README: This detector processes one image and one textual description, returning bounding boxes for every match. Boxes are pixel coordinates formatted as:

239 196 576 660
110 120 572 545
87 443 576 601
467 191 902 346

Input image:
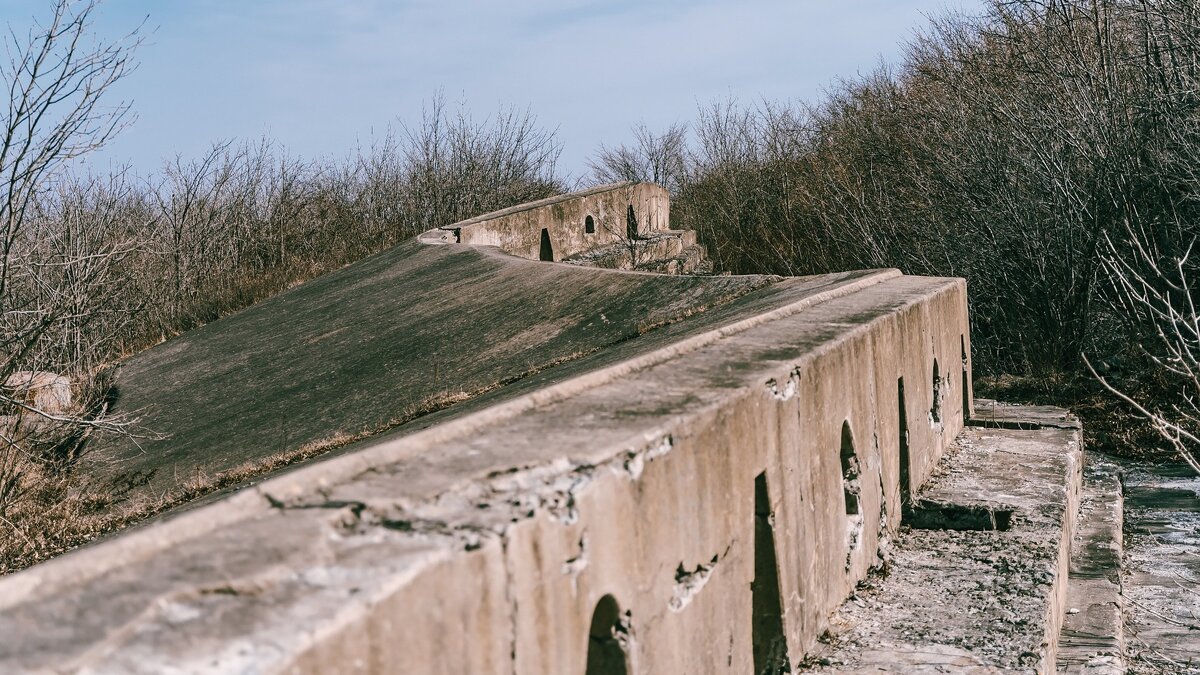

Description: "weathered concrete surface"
1057 458 1124 674
809 418 1083 673
85 237 779 500
972 398 1079 431
1123 462 1200 673
444 182 670 262
0 268 972 673
562 228 710 274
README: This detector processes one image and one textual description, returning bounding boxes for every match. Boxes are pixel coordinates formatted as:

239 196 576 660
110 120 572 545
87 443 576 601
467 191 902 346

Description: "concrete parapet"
0 269 973 673
440 182 671 263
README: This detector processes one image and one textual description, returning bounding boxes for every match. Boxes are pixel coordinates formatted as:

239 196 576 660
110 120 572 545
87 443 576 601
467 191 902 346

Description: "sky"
1 0 984 180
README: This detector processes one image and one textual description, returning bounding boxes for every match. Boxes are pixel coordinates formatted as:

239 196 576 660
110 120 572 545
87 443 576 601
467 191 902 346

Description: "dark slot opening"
898 377 911 508
840 422 860 516
961 334 971 421
586 595 629 675
931 358 943 425
539 228 554 261
905 500 1014 531
626 204 638 240
752 472 790 674
585 214 596 234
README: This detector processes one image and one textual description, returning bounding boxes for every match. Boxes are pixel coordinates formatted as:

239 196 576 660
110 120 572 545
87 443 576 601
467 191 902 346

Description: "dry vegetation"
0 2 564 571
593 0 1200 465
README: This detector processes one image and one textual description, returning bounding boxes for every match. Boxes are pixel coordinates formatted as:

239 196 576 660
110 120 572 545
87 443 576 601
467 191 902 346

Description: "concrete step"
1057 458 1125 674
1121 462 1200 673
634 244 711 276
562 229 709 275
808 410 1083 673
971 398 1080 431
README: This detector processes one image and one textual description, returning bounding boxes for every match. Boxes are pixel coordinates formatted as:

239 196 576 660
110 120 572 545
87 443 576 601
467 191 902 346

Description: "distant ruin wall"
447 182 670 262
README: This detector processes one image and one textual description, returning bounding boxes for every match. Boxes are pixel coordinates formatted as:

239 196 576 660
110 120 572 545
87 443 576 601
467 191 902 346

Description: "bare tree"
588 122 688 195
0 0 141 518
667 0 1200 380
400 93 563 232
1090 225 1200 473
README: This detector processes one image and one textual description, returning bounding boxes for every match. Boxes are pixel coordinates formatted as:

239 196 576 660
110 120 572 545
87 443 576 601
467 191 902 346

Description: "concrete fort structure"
0 184 1101 673
425 182 708 274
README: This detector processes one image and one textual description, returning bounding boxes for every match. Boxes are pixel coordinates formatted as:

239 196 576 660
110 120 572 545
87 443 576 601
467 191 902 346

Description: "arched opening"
626 204 638 240
898 377 911 509
840 422 860 517
586 595 629 675
539 228 554 261
583 593 628 672
930 358 943 426
752 472 790 673
840 421 864 568
585 215 596 234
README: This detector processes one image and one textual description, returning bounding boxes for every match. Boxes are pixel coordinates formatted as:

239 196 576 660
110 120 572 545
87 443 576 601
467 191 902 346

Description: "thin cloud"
0 0 986 174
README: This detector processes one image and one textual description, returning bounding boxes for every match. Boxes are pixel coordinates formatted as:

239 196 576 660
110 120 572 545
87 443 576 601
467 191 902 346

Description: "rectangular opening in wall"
898 377 911 508
752 472 790 673
961 334 971 422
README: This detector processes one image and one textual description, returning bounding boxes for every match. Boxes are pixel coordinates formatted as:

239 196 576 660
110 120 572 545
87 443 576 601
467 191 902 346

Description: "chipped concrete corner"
0 185 1106 674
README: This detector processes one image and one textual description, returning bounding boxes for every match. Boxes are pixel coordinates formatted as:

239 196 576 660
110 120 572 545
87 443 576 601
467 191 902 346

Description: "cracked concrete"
1122 462 1200 673
0 242 973 672
809 416 1083 673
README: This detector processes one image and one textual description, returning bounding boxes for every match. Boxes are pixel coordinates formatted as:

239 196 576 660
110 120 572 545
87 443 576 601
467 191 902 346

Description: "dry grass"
0 341 609 575
0 387 480 575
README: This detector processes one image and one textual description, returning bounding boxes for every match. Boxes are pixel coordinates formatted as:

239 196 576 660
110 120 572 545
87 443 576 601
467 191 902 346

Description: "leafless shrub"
1091 224 1200 471
588 122 688 194
0 0 144 554
661 0 1200 384
398 94 564 232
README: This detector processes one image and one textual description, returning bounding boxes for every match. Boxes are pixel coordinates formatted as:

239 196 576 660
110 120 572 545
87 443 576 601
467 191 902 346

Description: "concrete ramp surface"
85 238 783 500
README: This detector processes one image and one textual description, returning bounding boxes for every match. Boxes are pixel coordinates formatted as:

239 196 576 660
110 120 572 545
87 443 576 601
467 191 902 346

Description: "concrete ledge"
810 417 1083 673
1058 458 1125 674
439 182 671 262
970 399 1081 431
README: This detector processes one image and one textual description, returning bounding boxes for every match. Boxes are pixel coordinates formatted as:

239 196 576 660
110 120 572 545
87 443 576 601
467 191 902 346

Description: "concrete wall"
283 276 973 673
0 266 974 673
448 182 670 262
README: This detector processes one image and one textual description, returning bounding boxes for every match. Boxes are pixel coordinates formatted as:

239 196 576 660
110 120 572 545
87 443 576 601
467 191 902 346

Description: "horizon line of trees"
22 0 1200 438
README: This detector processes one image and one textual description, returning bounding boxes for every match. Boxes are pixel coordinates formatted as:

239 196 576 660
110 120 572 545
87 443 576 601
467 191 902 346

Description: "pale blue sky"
2 0 984 178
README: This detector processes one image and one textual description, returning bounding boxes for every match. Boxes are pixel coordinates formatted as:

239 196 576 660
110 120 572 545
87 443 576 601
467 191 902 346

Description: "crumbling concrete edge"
1039 425 1084 674
968 398 1081 431
965 400 1123 672
1057 458 1125 674
965 401 1086 672
0 268 902 609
